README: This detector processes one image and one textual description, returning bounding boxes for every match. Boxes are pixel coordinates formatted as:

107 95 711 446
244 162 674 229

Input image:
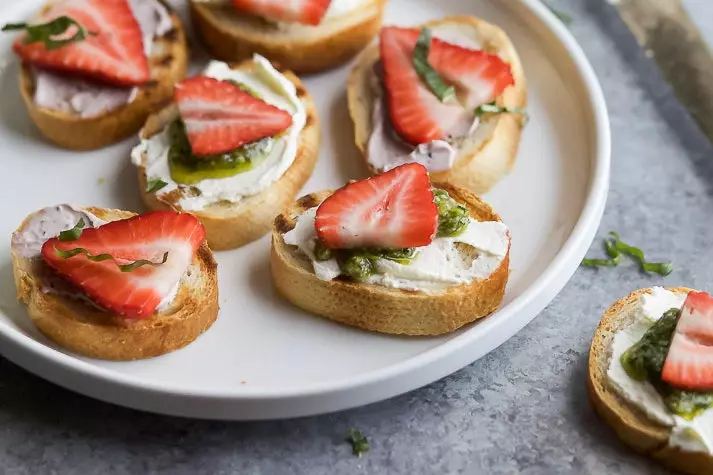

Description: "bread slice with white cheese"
18 0 189 151
190 0 386 74
271 182 510 336
132 56 320 251
589 287 713 475
347 16 527 194
11 206 219 361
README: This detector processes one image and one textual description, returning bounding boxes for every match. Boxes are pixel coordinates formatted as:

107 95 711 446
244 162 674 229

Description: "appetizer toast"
134 57 319 250
11 206 218 360
12 0 188 150
348 16 527 194
191 0 387 74
590 287 713 475
271 164 510 335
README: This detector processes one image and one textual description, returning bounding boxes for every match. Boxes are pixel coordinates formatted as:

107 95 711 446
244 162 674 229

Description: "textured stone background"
2 1 713 474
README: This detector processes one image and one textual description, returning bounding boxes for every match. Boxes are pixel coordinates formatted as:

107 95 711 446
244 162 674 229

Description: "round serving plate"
0 0 609 420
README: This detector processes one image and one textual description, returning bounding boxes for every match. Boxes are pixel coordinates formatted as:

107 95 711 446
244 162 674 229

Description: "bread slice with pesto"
347 16 527 194
270 166 510 336
132 57 320 251
190 0 386 74
11 206 219 361
589 287 713 475
13 0 188 151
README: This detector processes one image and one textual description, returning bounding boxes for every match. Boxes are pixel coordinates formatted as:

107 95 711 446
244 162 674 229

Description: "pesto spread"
316 189 470 281
621 308 713 420
167 120 274 185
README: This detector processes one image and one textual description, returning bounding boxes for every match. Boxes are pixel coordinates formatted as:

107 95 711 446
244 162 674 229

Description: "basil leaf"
146 177 168 193
54 246 169 273
475 101 529 123
610 232 673 276
346 428 369 457
58 219 85 241
413 28 456 103
2 16 95 51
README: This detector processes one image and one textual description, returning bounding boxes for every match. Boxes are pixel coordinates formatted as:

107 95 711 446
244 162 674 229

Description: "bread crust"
11 207 219 361
189 0 386 74
135 60 320 251
588 286 713 474
270 183 510 336
347 16 527 194
18 1 189 151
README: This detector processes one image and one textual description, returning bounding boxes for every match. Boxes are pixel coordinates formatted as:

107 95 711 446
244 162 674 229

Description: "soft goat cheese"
132 55 307 211
282 206 509 293
33 0 173 118
366 30 483 173
11 204 179 312
606 287 713 453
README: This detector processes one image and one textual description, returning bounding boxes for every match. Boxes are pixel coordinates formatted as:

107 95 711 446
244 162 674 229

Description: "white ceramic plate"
0 0 609 420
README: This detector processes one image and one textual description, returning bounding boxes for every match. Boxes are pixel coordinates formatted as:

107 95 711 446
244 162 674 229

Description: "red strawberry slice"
41 211 205 319
231 0 332 26
661 291 713 390
12 0 149 87
315 163 438 249
175 76 293 157
380 26 514 146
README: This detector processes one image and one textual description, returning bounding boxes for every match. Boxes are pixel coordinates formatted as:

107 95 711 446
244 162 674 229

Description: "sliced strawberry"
41 211 205 319
315 163 438 249
231 0 332 26
380 26 514 146
12 0 149 87
661 291 713 390
174 76 293 157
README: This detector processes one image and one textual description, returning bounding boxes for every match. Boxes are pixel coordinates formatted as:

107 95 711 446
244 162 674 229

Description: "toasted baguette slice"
11 207 219 361
190 0 386 74
270 183 510 336
347 16 527 195
588 287 713 475
18 1 189 151
135 60 320 251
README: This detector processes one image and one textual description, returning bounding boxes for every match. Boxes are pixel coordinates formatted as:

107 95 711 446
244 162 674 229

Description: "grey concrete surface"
2 1 713 474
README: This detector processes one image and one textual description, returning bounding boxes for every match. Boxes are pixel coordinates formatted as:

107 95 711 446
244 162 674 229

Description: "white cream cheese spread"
367 30 485 173
33 0 173 118
282 204 509 293
131 55 307 211
11 204 178 312
606 287 713 453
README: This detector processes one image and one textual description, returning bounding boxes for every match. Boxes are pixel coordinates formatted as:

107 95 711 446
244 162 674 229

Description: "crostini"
10 205 218 361
190 0 386 74
589 287 713 474
347 17 527 194
2 0 188 151
271 163 510 336
132 55 319 251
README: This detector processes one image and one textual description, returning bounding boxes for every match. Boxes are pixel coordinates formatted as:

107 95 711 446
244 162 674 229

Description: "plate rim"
0 0 611 417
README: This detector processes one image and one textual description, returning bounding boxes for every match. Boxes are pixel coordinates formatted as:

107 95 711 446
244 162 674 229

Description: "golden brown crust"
136 60 320 251
11 207 219 361
270 183 510 336
18 2 189 151
588 286 713 474
347 16 527 194
189 0 386 74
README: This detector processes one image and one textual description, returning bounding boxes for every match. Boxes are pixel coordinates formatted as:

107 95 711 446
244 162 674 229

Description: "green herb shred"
2 16 95 50
58 219 85 242
413 28 456 103
346 428 370 457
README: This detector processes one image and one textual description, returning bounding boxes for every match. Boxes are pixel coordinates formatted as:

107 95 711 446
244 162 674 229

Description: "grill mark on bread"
159 55 174 67
296 193 320 210
295 85 307 98
274 214 293 234
305 114 316 128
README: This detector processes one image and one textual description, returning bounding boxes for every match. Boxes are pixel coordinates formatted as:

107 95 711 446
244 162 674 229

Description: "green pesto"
620 308 713 420
167 120 273 185
433 189 469 237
